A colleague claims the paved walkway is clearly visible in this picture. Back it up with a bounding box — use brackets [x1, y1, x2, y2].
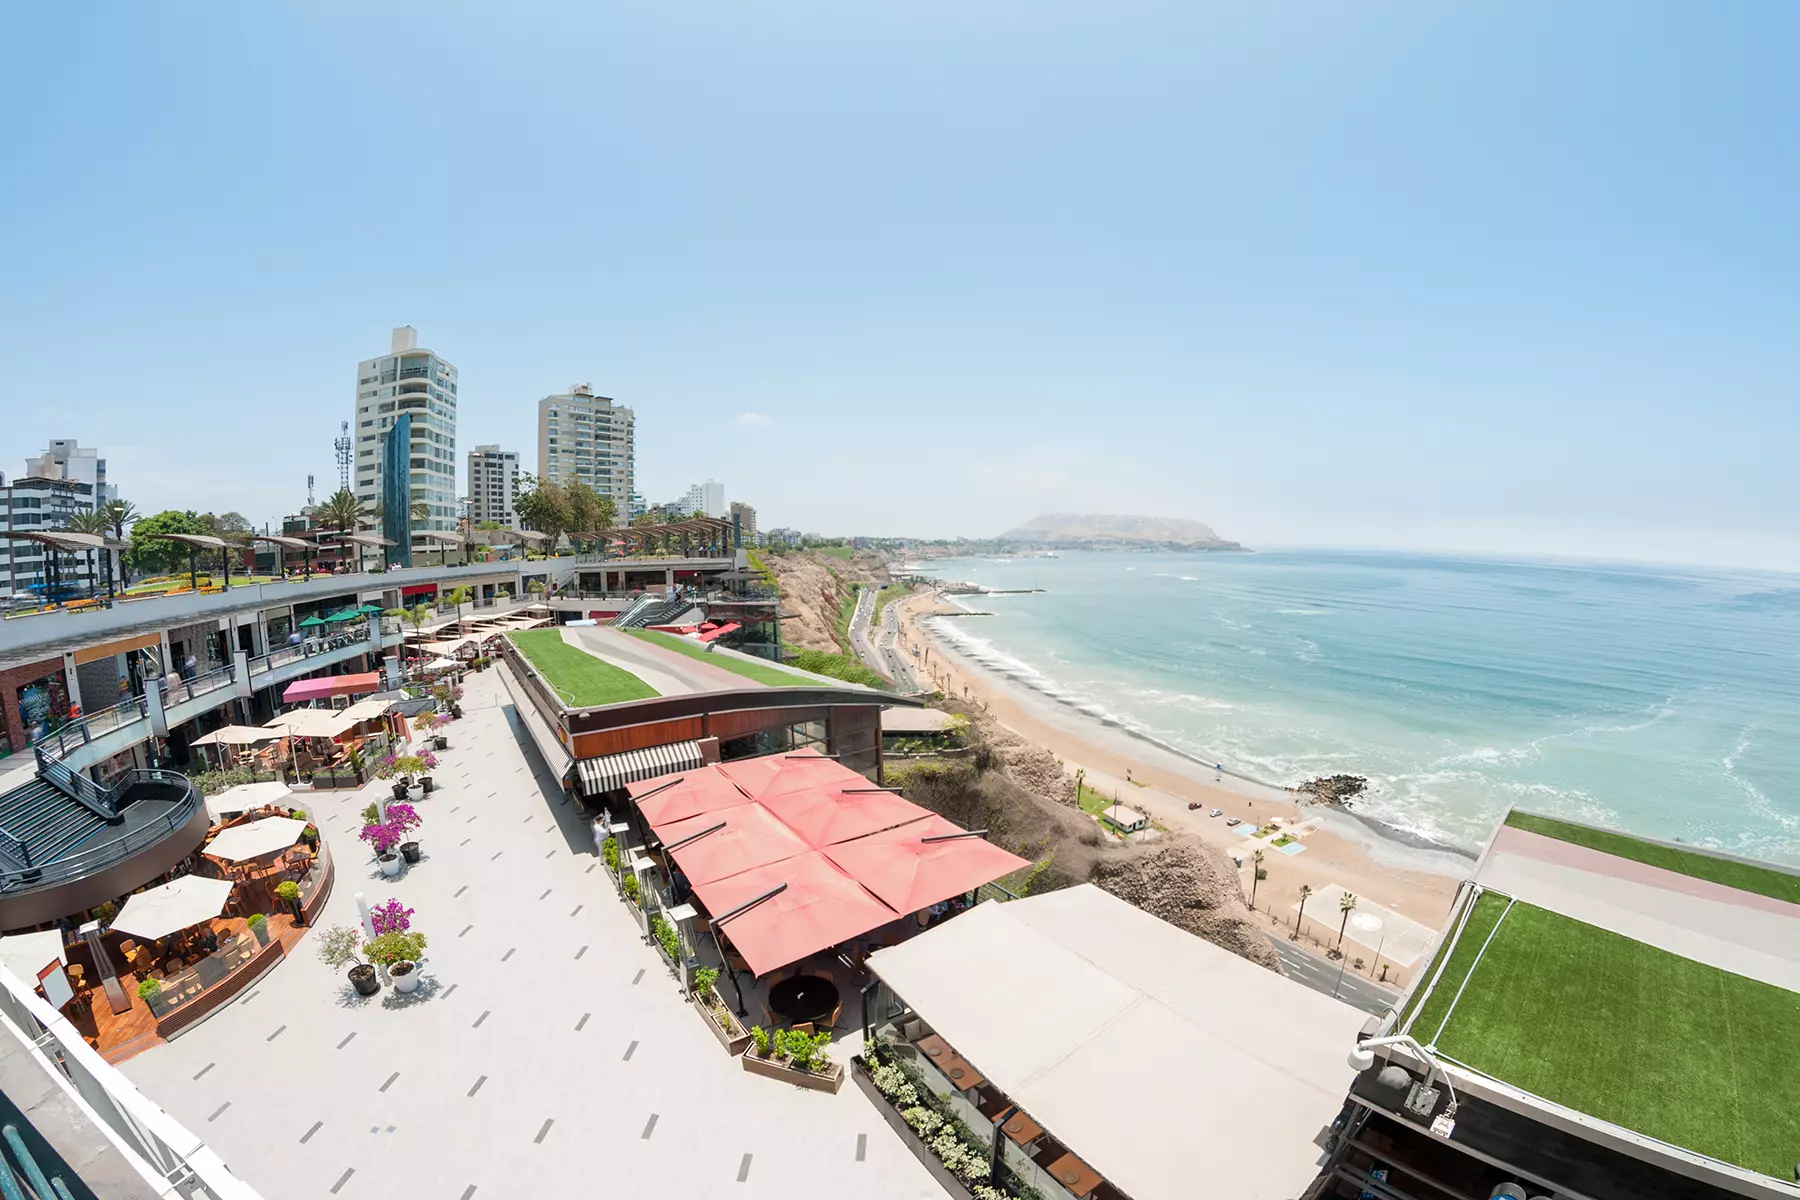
[121, 670, 947, 1200]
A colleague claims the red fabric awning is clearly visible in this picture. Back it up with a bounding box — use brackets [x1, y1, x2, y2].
[696, 621, 741, 643]
[653, 803, 809, 886]
[718, 749, 838, 801]
[758, 786, 933, 849]
[281, 672, 381, 703]
[824, 813, 1030, 915]
[402, 583, 437, 597]
[695, 851, 898, 978]
[629, 770, 751, 826]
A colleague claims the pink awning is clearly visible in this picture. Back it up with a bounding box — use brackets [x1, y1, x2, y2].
[824, 813, 1030, 914]
[759, 786, 933, 849]
[695, 851, 898, 978]
[718, 749, 839, 802]
[697, 621, 741, 643]
[629, 770, 751, 826]
[653, 803, 808, 886]
[281, 672, 381, 703]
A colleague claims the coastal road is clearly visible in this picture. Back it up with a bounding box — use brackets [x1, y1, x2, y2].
[1267, 937, 1401, 1016]
[847, 584, 882, 676]
[873, 597, 922, 691]
[850, 585, 924, 692]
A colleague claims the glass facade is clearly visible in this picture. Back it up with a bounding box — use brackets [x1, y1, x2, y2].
[382, 413, 414, 566]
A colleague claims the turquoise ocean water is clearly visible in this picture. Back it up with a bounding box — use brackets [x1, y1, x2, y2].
[913, 551, 1800, 864]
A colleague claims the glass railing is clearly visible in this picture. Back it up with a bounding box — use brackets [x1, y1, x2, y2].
[3, 768, 202, 880]
[29, 696, 148, 758]
[141, 933, 265, 1019]
[296, 838, 333, 908]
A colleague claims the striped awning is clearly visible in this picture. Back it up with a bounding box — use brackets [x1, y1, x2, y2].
[576, 741, 706, 797]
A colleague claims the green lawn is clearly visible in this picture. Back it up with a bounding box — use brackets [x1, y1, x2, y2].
[833, 584, 860, 655]
[625, 629, 808, 687]
[1408, 893, 1800, 1178]
[1077, 782, 1115, 815]
[815, 544, 855, 561]
[1505, 811, 1800, 905]
[506, 630, 658, 707]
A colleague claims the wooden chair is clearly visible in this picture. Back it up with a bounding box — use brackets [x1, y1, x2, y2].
[792, 1022, 814, 1036]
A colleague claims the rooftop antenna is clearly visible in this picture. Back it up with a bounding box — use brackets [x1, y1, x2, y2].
[333, 421, 352, 493]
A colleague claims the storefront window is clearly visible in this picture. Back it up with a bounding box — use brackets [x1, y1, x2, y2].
[16, 671, 69, 744]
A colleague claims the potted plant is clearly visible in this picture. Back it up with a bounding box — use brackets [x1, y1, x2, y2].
[417, 750, 439, 793]
[317, 924, 381, 996]
[364, 929, 428, 994]
[275, 880, 302, 923]
[691, 967, 750, 1055]
[246, 912, 271, 947]
[360, 820, 404, 876]
[135, 978, 163, 1009]
[385, 802, 423, 863]
[390, 754, 428, 796]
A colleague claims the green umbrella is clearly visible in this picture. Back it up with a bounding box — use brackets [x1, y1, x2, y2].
[298, 615, 328, 627]
[325, 610, 361, 623]
[356, 603, 385, 615]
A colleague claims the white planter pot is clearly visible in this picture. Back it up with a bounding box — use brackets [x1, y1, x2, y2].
[379, 854, 403, 877]
[391, 962, 422, 993]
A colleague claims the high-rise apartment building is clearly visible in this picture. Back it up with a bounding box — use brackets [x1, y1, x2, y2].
[537, 385, 634, 512]
[1, 475, 97, 600]
[702, 479, 725, 519]
[24, 439, 111, 506]
[353, 327, 458, 556]
[673, 483, 706, 516]
[467, 445, 520, 529]
[729, 501, 758, 545]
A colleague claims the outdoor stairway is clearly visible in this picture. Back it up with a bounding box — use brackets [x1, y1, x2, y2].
[0, 775, 116, 867]
[613, 594, 694, 629]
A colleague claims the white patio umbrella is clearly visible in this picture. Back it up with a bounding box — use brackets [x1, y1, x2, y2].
[110, 877, 236, 943]
[204, 780, 293, 823]
[191, 725, 283, 747]
[203, 817, 308, 864]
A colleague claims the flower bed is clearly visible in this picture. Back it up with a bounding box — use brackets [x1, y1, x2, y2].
[690, 970, 751, 1055]
[742, 1025, 843, 1093]
[855, 1044, 1040, 1200]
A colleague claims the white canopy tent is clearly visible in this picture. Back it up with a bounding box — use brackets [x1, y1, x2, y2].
[191, 725, 284, 747]
[109, 877, 236, 943]
[204, 780, 293, 823]
[203, 817, 308, 863]
[337, 697, 397, 723]
[867, 885, 1368, 1200]
[264, 709, 361, 739]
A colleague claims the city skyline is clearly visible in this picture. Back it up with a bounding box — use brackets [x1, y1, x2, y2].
[3, 6, 1797, 569]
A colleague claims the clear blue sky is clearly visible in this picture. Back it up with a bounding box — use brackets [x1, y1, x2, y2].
[3, 4, 1795, 567]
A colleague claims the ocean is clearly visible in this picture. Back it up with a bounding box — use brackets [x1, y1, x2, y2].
[911, 550, 1800, 865]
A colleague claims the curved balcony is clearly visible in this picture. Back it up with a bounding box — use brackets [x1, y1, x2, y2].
[0, 770, 210, 930]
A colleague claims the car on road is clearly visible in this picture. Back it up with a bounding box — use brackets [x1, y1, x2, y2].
[1209, 808, 1223, 818]
[1224, 816, 1241, 827]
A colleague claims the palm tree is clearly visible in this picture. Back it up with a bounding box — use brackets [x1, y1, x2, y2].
[1336, 892, 1359, 955]
[101, 498, 139, 586]
[1250, 849, 1266, 909]
[444, 585, 474, 626]
[1293, 884, 1313, 942]
[67, 510, 112, 598]
[386, 602, 433, 666]
[318, 489, 369, 573]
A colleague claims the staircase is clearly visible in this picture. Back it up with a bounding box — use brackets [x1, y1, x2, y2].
[0, 776, 116, 869]
[614, 595, 698, 630]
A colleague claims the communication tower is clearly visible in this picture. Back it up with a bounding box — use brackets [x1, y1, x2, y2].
[333, 421, 352, 494]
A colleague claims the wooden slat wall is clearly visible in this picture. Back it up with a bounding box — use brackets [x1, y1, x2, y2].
[571, 716, 706, 759]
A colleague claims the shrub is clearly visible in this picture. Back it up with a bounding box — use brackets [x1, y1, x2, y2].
[360, 822, 402, 856]
[621, 873, 640, 906]
[364, 929, 427, 967]
[274, 881, 300, 903]
[136, 978, 162, 1001]
[601, 836, 619, 872]
[316, 925, 367, 971]
[385, 802, 422, 836]
[246, 913, 267, 931]
[650, 916, 681, 961]
[692, 966, 719, 997]
[750, 1025, 770, 1057]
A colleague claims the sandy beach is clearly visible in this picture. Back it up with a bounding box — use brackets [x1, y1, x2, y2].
[893, 590, 1468, 988]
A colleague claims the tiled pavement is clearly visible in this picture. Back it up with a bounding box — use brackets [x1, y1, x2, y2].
[122, 671, 947, 1199]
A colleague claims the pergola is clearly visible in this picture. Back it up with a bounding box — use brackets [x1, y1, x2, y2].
[251, 533, 317, 581]
[146, 532, 236, 593]
[417, 529, 468, 567]
[582, 517, 735, 559]
[322, 531, 396, 574]
[0, 529, 127, 603]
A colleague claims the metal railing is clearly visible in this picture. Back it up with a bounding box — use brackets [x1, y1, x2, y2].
[163, 665, 234, 708]
[29, 696, 148, 760]
[248, 643, 308, 676]
[33, 748, 119, 820]
[1, 769, 202, 891]
[0, 960, 264, 1198]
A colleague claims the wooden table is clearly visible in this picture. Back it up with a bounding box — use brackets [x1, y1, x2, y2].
[999, 1109, 1043, 1147]
[1044, 1152, 1102, 1198]
[915, 1034, 986, 1090]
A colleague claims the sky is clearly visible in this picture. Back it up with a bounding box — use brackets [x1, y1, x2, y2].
[2, 3, 1796, 568]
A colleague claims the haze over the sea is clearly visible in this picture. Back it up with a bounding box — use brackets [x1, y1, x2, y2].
[916, 550, 1800, 865]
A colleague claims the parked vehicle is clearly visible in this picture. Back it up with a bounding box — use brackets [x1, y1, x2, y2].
[1209, 808, 1223, 818]
[1225, 816, 1242, 827]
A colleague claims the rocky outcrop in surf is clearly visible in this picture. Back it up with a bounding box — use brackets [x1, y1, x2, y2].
[1294, 774, 1369, 807]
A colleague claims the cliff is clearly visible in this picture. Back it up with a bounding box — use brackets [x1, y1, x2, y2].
[998, 512, 1242, 550]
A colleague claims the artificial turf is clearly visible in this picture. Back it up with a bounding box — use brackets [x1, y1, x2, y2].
[623, 629, 808, 687]
[1408, 893, 1800, 1178]
[506, 629, 658, 707]
[1505, 810, 1800, 905]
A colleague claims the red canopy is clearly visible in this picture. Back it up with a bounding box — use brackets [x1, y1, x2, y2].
[654, 803, 809, 886]
[720, 750, 844, 802]
[281, 672, 381, 703]
[630, 770, 750, 826]
[824, 814, 1030, 915]
[697, 622, 741, 643]
[759, 786, 933, 849]
[696, 851, 898, 978]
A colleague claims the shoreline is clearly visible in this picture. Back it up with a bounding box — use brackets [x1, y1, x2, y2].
[894, 591, 1468, 988]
